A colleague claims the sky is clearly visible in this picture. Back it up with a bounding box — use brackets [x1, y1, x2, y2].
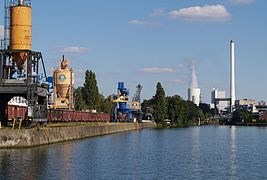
[0, 0, 267, 104]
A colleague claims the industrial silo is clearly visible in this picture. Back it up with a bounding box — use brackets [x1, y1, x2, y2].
[52, 56, 74, 109]
[10, 0, 32, 69]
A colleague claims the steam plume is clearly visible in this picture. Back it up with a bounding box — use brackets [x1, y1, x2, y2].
[190, 61, 199, 88]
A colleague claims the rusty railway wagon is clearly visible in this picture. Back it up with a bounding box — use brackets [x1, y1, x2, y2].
[47, 109, 111, 123]
[7, 105, 111, 123]
[7, 105, 28, 121]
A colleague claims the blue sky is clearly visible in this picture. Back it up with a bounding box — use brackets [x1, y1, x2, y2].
[1, 0, 267, 103]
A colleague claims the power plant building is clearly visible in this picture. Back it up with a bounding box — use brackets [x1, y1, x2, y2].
[188, 88, 200, 106]
[211, 89, 228, 112]
[235, 99, 258, 113]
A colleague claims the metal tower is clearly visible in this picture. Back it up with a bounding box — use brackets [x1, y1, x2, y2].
[0, 0, 48, 127]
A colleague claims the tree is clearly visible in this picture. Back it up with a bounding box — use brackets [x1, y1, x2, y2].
[185, 100, 199, 123]
[74, 87, 86, 110]
[141, 99, 153, 113]
[232, 109, 253, 123]
[82, 70, 100, 110]
[166, 95, 184, 126]
[153, 82, 167, 125]
[98, 94, 113, 113]
[199, 103, 211, 116]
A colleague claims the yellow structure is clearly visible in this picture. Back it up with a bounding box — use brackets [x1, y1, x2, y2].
[10, 4, 32, 68]
[131, 101, 140, 111]
[52, 56, 74, 109]
[112, 96, 128, 103]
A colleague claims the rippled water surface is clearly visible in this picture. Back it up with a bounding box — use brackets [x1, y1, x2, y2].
[1, 126, 267, 179]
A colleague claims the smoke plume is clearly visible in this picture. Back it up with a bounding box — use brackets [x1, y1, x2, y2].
[190, 61, 199, 88]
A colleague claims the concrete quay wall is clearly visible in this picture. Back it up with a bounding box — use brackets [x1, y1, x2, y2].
[0, 123, 156, 148]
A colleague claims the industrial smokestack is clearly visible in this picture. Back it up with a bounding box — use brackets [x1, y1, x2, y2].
[230, 40, 235, 112]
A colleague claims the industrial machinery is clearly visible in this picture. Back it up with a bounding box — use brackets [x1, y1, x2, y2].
[0, 0, 48, 126]
[130, 84, 143, 121]
[50, 56, 74, 110]
[112, 82, 132, 122]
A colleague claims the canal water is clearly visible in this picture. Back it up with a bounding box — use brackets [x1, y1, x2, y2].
[1, 126, 267, 179]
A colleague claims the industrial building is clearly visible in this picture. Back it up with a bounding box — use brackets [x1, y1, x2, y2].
[235, 99, 258, 113]
[211, 88, 228, 113]
[188, 88, 200, 106]
[49, 56, 74, 110]
[0, 0, 48, 126]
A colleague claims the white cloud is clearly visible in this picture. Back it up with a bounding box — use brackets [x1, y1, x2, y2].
[60, 46, 90, 53]
[140, 67, 176, 73]
[229, 0, 254, 4]
[128, 19, 162, 27]
[128, 20, 150, 26]
[150, 8, 165, 17]
[167, 79, 183, 84]
[0, 26, 4, 39]
[169, 4, 231, 21]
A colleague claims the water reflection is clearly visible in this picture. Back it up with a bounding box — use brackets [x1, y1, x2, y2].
[191, 127, 201, 177]
[46, 142, 75, 179]
[1, 127, 267, 179]
[0, 147, 48, 179]
[0, 141, 78, 179]
[230, 126, 237, 179]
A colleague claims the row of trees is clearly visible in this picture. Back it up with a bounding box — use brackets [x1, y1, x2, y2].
[74, 72, 212, 126]
[74, 70, 112, 113]
[142, 82, 211, 127]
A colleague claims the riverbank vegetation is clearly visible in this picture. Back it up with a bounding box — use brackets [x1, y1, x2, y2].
[141, 82, 212, 128]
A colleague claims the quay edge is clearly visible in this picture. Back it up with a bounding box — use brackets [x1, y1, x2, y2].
[0, 123, 156, 148]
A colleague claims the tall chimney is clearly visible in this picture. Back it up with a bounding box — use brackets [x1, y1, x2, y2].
[230, 40, 235, 112]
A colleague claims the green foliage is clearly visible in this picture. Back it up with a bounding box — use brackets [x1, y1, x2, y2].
[166, 95, 183, 125]
[98, 94, 113, 113]
[141, 99, 153, 113]
[199, 103, 211, 117]
[74, 87, 86, 110]
[166, 97, 199, 127]
[73, 70, 112, 113]
[142, 82, 203, 127]
[153, 82, 167, 124]
[82, 70, 100, 110]
[232, 109, 253, 123]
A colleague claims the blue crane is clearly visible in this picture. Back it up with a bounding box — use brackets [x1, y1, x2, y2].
[112, 82, 132, 122]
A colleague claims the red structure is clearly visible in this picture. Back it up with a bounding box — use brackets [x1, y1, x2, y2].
[7, 105, 111, 123]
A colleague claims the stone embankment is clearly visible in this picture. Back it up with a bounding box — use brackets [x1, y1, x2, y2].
[0, 122, 156, 148]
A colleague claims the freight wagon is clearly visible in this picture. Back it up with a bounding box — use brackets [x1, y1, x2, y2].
[7, 105, 111, 123]
[47, 109, 111, 123]
[7, 105, 28, 121]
